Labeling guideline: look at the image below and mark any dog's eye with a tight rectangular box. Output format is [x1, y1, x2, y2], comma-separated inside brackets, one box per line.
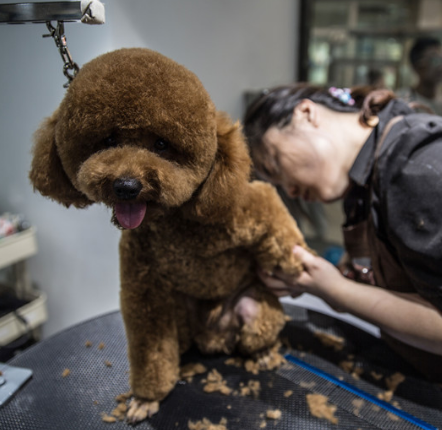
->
[104, 134, 118, 147]
[154, 138, 169, 152]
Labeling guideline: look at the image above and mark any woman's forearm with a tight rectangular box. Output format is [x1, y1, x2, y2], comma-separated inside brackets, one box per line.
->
[269, 247, 442, 356]
[321, 279, 442, 355]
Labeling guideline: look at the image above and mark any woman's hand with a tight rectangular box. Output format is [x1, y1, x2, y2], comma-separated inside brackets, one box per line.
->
[260, 246, 442, 356]
[293, 245, 346, 296]
[258, 245, 346, 304]
[257, 267, 305, 298]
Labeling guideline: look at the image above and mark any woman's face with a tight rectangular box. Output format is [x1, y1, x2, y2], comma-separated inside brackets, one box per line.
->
[257, 118, 348, 203]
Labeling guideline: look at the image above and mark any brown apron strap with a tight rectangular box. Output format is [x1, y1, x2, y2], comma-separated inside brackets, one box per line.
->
[342, 220, 369, 259]
[342, 115, 406, 284]
[374, 115, 404, 160]
[369, 114, 414, 292]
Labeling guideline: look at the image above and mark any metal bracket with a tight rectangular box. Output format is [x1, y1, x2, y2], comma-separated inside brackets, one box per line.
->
[0, 2, 82, 24]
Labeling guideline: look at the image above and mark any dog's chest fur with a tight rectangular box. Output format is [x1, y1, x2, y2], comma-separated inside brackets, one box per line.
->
[120, 212, 254, 300]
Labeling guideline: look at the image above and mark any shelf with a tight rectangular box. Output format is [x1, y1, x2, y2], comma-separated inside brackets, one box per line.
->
[0, 228, 37, 271]
[0, 226, 47, 350]
[0, 291, 47, 346]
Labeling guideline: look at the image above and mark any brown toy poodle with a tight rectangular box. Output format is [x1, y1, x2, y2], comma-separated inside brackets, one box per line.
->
[29, 48, 308, 423]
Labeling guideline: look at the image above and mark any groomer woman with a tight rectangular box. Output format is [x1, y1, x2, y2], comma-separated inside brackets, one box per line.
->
[244, 84, 442, 381]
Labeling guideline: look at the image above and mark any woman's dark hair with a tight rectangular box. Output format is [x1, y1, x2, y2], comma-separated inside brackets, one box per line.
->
[243, 83, 396, 171]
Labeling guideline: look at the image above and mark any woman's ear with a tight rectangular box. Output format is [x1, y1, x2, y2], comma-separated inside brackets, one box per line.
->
[185, 111, 252, 221]
[29, 111, 92, 208]
[293, 99, 320, 128]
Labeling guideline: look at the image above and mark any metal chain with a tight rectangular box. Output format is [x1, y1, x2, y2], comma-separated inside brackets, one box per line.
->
[43, 21, 80, 88]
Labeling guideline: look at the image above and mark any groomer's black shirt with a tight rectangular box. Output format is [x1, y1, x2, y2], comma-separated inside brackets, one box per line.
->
[344, 99, 442, 311]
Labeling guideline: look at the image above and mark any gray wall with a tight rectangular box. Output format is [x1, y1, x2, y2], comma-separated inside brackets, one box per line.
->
[0, 0, 300, 337]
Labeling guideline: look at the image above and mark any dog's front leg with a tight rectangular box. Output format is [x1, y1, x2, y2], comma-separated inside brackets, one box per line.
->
[120, 287, 179, 423]
[248, 182, 311, 277]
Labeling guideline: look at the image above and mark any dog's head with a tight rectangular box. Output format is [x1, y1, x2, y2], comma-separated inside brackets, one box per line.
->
[30, 48, 251, 228]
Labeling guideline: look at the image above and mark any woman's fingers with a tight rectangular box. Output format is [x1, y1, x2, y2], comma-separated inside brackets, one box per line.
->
[259, 245, 346, 302]
[270, 287, 297, 297]
[295, 270, 312, 286]
[257, 269, 291, 289]
[293, 245, 317, 271]
[257, 268, 304, 297]
[256, 244, 322, 298]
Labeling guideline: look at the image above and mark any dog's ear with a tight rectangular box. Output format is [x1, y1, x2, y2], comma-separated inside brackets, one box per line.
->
[29, 112, 92, 208]
[187, 111, 252, 221]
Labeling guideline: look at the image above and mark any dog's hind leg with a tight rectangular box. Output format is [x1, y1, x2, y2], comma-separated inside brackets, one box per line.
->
[194, 299, 240, 355]
[234, 283, 286, 356]
[194, 284, 286, 360]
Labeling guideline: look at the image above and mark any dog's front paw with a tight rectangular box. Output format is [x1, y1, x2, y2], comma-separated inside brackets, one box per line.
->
[126, 398, 159, 424]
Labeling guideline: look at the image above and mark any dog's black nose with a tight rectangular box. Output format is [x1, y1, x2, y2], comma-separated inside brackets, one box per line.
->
[113, 178, 142, 200]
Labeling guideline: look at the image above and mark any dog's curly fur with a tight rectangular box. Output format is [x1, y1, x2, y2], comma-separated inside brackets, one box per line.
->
[29, 48, 308, 422]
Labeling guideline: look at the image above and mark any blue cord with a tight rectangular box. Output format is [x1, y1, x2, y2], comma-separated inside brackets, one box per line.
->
[285, 353, 438, 430]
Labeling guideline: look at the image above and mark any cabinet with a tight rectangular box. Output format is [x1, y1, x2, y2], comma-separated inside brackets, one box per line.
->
[0, 227, 47, 347]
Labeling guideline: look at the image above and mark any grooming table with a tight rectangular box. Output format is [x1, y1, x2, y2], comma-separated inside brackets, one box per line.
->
[1, 303, 442, 429]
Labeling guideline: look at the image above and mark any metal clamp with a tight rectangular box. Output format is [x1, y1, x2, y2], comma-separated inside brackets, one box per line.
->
[43, 20, 79, 87]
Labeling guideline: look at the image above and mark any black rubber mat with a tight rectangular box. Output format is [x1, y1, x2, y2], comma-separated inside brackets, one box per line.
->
[1, 304, 441, 429]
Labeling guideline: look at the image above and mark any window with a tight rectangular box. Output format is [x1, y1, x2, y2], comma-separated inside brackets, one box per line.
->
[299, 0, 442, 90]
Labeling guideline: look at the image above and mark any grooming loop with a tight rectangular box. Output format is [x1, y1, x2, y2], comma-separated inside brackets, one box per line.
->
[44, 20, 79, 87]
[0, 1, 105, 87]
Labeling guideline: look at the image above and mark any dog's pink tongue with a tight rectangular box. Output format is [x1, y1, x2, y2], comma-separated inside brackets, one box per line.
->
[115, 203, 147, 229]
